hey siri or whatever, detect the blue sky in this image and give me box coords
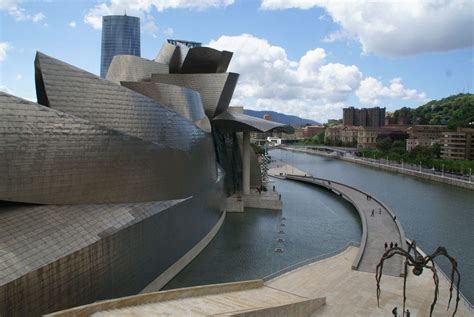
[1,0,473,122]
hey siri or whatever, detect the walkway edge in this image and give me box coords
[286,175,405,277]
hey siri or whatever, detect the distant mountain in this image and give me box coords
[243,110,320,125]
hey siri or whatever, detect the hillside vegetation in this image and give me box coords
[393,93,474,129]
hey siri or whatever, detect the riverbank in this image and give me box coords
[282,146,474,190]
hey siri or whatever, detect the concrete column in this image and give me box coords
[243,131,250,195]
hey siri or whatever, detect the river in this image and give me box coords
[165,148,474,303]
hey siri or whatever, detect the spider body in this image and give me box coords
[376,240,460,316]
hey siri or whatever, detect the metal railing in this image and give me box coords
[263,241,360,281]
[284,146,473,184]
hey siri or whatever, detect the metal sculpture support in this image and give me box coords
[376,240,461,316]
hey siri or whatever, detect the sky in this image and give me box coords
[0,0,473,122]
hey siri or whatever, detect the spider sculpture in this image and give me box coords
[376,240,461,317]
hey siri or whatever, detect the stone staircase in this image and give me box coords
[47,280,325,317]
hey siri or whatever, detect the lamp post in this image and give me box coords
[469,168,472,183]
[442,164,445,177]
[419,161,422,172]
[401,159,404,170]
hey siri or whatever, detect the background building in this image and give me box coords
[441,127,474,160]
[406,125,447,151]
[343,107,386,127]
[101,15,141,78]
[303,125,325,138]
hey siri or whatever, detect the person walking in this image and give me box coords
[390,242,394,249]
[379,207,382,214]
[405,309,410,317]
[395,242,398,248]
[392,307,398,316]
[371,209,375,216]
[384,242,388,250]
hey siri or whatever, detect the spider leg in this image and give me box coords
[402,257,408,313]
[426,261,439,317]
[376,248,414,308]
[430,248,461,316]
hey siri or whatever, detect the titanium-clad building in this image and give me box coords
[100,15,140,78]
[0,37,293,316]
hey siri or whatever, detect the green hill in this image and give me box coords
[393,93,474,130]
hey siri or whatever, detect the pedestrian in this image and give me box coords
[405,309,410,317]
[390,242,394,249]
[392,307,398,317]
[273,185,275,192]
[393,215,397,221]
[379,208,382,214]
[371,209,374,216]
[384,242,388,250]
[278,194,281,201]
[395,242,398,248]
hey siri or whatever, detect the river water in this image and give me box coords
[165,148,473,303]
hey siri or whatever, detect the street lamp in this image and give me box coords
[419,161,422,172]
[401,159,404,169]
[442,164,445,177]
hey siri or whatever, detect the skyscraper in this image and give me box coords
[100,15,140,78]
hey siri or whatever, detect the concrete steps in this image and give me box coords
[48,280,325,317]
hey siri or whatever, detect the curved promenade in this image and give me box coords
[283,174,406,277]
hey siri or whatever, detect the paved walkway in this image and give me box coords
[286,175,404,277]
[268,159,404,277]
[60,246,473,316]
[268,246,473,316]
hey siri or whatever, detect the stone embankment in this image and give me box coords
[282,146,474,190]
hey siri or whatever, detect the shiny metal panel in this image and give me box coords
[35,52,202,151]
[121,81,211,132]
[150,73,239,118]
[155,42,188,73]
[0,173,225,316]
[106,55,168,84]
[0,92,208,204]
[212,111,295,133]
[181,47,233,73]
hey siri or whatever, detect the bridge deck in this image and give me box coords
[268,161,404,277]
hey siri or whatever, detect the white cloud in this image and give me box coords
[208,34,362,121]
[163,27,174,36]
[1,0,46,23]
[0,85,13,94]
[261,0,474,56]
[356,77,427,105]
[69,21,77,28]
[208,34,426,122]
[16,74,22,80]
[84,0,234,29]
[0,42,11,62]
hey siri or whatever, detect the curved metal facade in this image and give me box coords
[181,47,233,74]
[0,92,206,205]
[121,81,212,131]
[106,55,168,84]
[0,38,291,316]
[100,15,140,78]
[151,73,239,118]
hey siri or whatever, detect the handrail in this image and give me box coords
[406,239,474,312]
[285,174,405,277]
[263,241,360,282]
[286,175,368,272]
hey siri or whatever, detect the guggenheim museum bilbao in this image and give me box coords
[0,15,292,316]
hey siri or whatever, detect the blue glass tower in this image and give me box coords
[100,15,140,78]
